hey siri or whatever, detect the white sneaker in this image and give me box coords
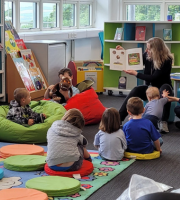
[158,121,169,133]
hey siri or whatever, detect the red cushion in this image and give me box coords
[44,160,94,177]
[65,88,106,125]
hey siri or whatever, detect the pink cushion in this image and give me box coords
[44,160,94,177]
[65,88,106,125]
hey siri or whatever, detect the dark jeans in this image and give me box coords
[119,84,174,122]
[174,105,180,119]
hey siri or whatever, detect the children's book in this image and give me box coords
[13,58,35,92]
[171,53,174,66]
[5,21,20,40]
[5,30,20,54]
[110,48,143,71]
[15,39,27,50]
[135,26,146,41]
[28,67,43,90]
[118,76,127,89]
[114,28,124,40]
[20,49,37,68]
[163,29,172,41]
[36,68,47,89]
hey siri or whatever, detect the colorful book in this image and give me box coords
[15,39,27,50]
[118,76,127,89]
[37,68,47,89]
[28,67,42,90]
[5,30,20,54]
[135,26,146,41]
[171,53,174,66]
[13,58,35,92]
[163,29,172,41]
[114,28,124,40]
[5,21,20,40]
[20,49,37,68]
[110,48,143,71]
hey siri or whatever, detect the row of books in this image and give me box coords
[114,26,172,41]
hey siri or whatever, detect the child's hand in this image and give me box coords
[116,45,124,50]
[162,89,169,98]
[28,119,34,126]
[160,148,162,154]
[42,114,46,118]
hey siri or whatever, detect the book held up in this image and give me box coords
[110,48,143,71]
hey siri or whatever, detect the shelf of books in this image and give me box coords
[104,21,180,94]
[5,21,48,103]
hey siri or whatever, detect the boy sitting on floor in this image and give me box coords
[123,97,163,154]
[7,88,46,126]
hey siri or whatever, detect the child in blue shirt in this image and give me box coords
[123,97,162,154]
[94,107,127,161]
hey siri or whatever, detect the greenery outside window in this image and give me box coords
[63,3,76,27]
[168,5,180,21]
[5,1,13,23]
[80,3,91,27]
[43,3,57,28]
[20,2,37,29]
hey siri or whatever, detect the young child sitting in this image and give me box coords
[143,87,168,130]
[123,97,163,154]
[6,88,46,126]
[46,108,91,172]
[93,107,127,161]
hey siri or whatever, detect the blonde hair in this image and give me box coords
[99,107,121,134]
[147,37,173,70]
[127,97,144,115]
[14,88,28,104]
[62,108,85,130]
[146,87,160,99]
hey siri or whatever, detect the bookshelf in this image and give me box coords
[0,0,5,102]
[104,21,180,94]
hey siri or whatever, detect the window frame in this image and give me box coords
[165,2,180,21]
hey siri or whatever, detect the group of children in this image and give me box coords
[6,67,177,172]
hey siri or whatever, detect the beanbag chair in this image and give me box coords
[0,100,66,143]
[124,151,160,160]
[65,88,106,125]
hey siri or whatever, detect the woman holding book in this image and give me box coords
[117,37,174,133]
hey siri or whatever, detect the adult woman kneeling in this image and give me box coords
[118,37,173,133]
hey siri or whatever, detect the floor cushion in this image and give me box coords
[0,100,66,143]
[26,176,81,196]
[64,88,106,125]
[124,151,160,160]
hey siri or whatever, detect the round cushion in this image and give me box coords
[44,160,94,177]
[0,168,4,180]
[0,188,48,200]
[0,144,44,158]
[124,151,160,160]
[0,100,66,143]
[26,176,81,197]
[4,155,46,171]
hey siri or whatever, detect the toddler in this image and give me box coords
[7,88,46,126]
[93,107,127,161]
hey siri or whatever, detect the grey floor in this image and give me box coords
[83,93,180,200]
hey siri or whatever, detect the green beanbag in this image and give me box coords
[0,100,66,143]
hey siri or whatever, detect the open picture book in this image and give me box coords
[110,48,143,71]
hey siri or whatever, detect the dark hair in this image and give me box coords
[14,88,28,104]
[126,97,144,115]
[62,108,85,130]
[99,107,121,134]
[58,68,73,77]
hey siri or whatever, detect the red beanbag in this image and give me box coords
[65,88,106,125]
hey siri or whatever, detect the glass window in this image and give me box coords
[43,3,57,28]
[20,2,37,29]
[80,3,90,27]
[63,3,75,27]
[168,5,180,21]
[5,1,13,22]
[126,5,160,21]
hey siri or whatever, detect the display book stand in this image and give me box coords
[104,21,180,96]
[6,51,49,103]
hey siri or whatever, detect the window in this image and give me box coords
[43,3,57,28]
[5,1,13,22]
[80,3,91,27]
[168,5,180,21]
[20,2,37,29]
[63,3,76,27]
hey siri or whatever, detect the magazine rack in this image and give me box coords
[6,51,49,103]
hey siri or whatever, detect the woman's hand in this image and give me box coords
[123,70,138,76]
[116,45,124,50]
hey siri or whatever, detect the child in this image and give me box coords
[123,97,162,154]
[93,107,127,161]
[46,108,91,171]
[143,87,169,130]
[6,88,46,126]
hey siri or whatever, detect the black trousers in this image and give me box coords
[119,84,174,122]
[174,106,180,119]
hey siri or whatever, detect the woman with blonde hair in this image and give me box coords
[117,37,174,133]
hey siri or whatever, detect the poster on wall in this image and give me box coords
[85,72,97,90]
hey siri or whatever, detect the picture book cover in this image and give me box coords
[36,68,47,89]
[13,58,35,92]
[163,29,172,41]
[28,67,43,90]
[85,72,97,90]
[20,49,37,68]
[114,28,124,40]
[5,21,20,40]
[118,76,127,89]
[5,30,20,54]
[15,39,27,50]
[110,48,143,71]
[135,26,146,41]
